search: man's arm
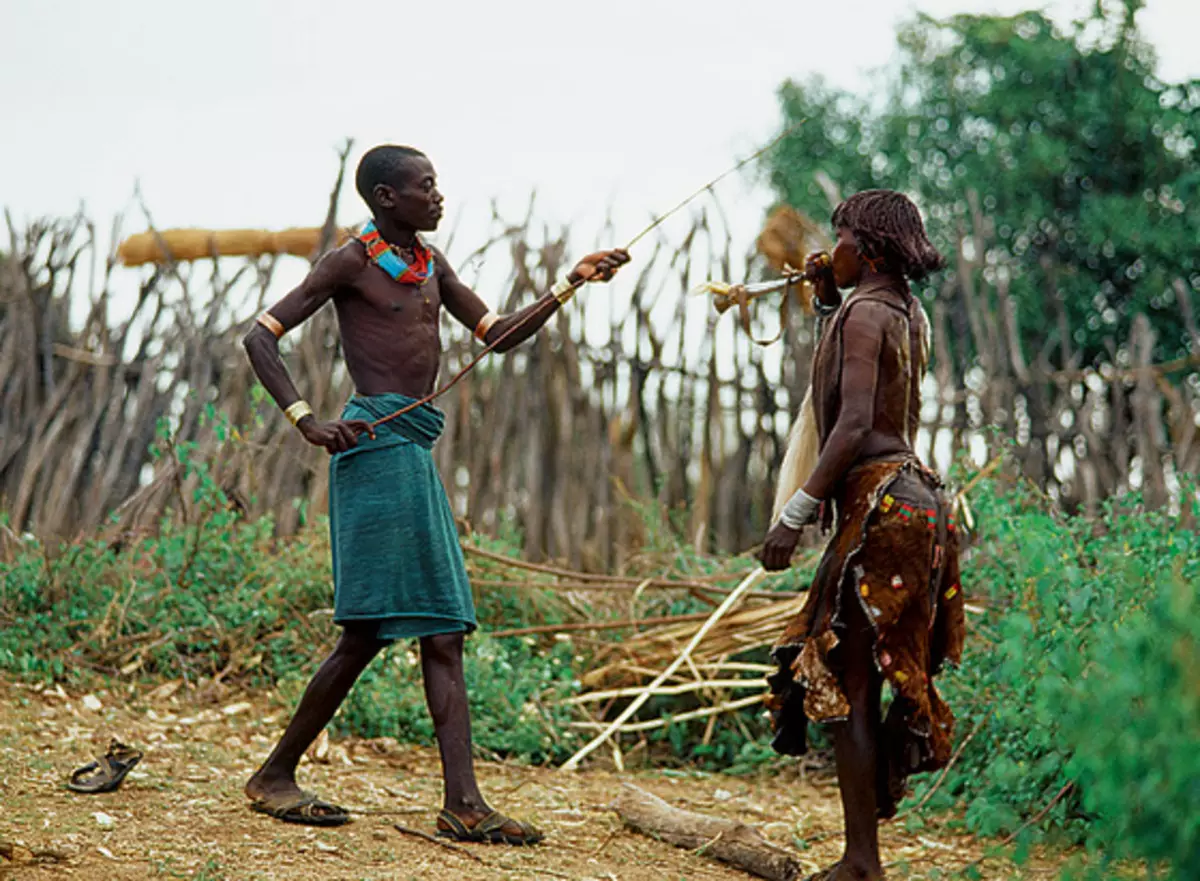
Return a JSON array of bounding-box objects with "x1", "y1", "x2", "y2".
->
[
  {"x1": 242, "y1": 244, "x2": 374, "y2": 452},
  {"x1": 437, "y1": 247, "x2": 629, "y2": 353}
]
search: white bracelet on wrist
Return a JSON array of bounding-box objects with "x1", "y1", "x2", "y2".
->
[{"x1": 779, "y1": 488, "x2": 820, "y2": 529}]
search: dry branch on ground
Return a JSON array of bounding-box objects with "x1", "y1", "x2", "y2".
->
[{"x1": 612, "y1": 783, "x2": 803, "y2": 881}]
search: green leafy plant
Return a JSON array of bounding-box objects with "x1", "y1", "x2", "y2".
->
[{"x1": 903, "y1": 474, "x2": 1198, "y2": 880}]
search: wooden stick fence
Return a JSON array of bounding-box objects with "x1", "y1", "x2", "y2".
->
[{"x1": 2, "y1": 158, "x2": 1196, "y2": 564}]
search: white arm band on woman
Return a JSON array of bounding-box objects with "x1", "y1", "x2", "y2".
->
[{"x1": 779, "y1": 488, "x2": 821, "y2": 529}]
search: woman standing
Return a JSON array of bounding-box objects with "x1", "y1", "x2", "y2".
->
[{"x1": 761, "y1": 190, "x2": 965, "y2": 881}]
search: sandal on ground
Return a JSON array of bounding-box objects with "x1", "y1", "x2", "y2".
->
[
  {"x1": 67, "y1": 739, "x2": 143, "y2": 794},
  {"x1": 436, "y1": 809, "x2": 544, "y2": 846},
  {"x1": 250, "y1": 791, "x2": 350, "y2": 827}
]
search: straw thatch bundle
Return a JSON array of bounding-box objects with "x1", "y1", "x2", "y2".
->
[{"x1": 117, "y1": 226, "x2": 356, "y2": 266}]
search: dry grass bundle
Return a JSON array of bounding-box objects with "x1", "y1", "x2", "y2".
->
[
  {"x1": 554, "y1": 589, "x2": 807, "y2": 755},
  {"x1": 453, "y1": 541, "x2": 809, "y2": 760},
  {"x1": 552, "y1": 587, "x2": 810, "y2": 769},
  {"x1": 756, "y1": 204, "x2": 829, "y2": 274},
  {"x1": 580, "y1": 592, "x2": 805, "y2": 691}
]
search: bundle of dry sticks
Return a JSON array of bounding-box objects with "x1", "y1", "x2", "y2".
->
[{"x1": 463, "y1": 544, "x2": 819, "y2": 769}]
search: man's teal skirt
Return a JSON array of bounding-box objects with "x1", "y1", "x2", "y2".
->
[{"x1": 329, "y1": 393, "x2": 476, "y2": 641}]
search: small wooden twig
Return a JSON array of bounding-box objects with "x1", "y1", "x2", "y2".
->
[
  {"x1": 496, "y1": 862, "x2": 572, "y2": 879},
  {"x1": 51, "y1": 343, "x2": 119, "y2": 366},
  {"x1": 998, "y1": 782, "x2": 1075, "y2": 848},
  {"x1": 565, "y1": 677, "x2": 766, "y2": 705},
  {"x1": 568, "y1": 693, "x2": 765, "y2": 733},
  {"x1": 796, "y1": 828, "x2": 842, "y2": 845},
  {"x1": 392, "y1": 824, "x2": 484, "y2": 863},
  {"x1": 489, "y1": 610, "x2": 714, "y2": 639},
  {"x1": 955, "y1": 453, "x2": 1005, "y2": 503},
  {"x1": 314, "y1": 139, "x2": 354, "y2": 262},
  {"x1": 693, "y1": 828, "x2": 728, "y2": 856},
  {"x1": 392, "y1": 822, "x2": 574, "y2": 878},
  {"x1": 897, "y1": 710, "x2": 992, "y2": 820},
  {"x1": 591, "y1": 826, "x2": 622, "y2": 857},
  {"x1": 953, "y1": 782, "x2": 1075, "y2": 876}
]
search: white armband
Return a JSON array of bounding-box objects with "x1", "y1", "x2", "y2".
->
[{"x1": 779, "y1": 488, "x2": 821, "y2": 529}]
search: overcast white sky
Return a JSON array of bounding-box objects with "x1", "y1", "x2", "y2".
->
[{"x1": 2, "y1": 0, "x2": 1196, "y2": 299}]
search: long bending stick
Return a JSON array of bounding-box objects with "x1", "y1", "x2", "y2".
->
[
  {"x1": 624, "y1": 124, "x2": 801, "y2": 250},
  {"x1": 367, "y1": 124, "x2": 803, "y2": 431}
]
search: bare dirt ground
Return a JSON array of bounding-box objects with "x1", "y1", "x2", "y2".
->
[{"x1": 1, "y1": 678, "x2": 1067, "y2": 881}]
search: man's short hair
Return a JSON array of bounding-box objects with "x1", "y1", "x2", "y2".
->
[{"x1": 355, "y1": 145, "x2": 427, "y2": 207}]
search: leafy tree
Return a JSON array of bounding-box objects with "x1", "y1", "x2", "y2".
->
[{"x1": 768, "y1": 0, "x2": 1199, "y2": 369}]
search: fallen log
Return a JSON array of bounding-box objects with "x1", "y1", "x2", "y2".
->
[{"x1": 611, "y1": 783, "x2": 802, "y2": 881}]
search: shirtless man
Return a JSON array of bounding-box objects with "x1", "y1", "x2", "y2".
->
[
  {"x1": 761, "y1": 190, "x2": 965, "y2": 880},
  {"x1": 241, "y1": 144, "x2": 628, "y2": 843}
]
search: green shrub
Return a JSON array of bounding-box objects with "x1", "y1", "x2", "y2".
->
[
  {"x1": 1057, "y1": 568, "x2": 1200, "y2": 880},
  {"x1": 333, "y1": 634, "x2": 582, "y2": 764},
  {"x1": 905, "y1": 475, "x2": 1198, "y2": 878},
  {"x1": 0, "y1": 451, "x2": 334, "y2": 687}
]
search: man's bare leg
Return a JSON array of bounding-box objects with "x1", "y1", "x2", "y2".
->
[
  {"x1": 421, "y1": 632, "x2": 540, "y2": 842},
  {"x1": 245, "y1": 623, "x2": 386, "y2": 804},
  {"x1": 827, "y1": 593, "x2": 886, "y2": 880},
  {"x1": 419, "y1": 633, "x2": 487, "y2": 814}
]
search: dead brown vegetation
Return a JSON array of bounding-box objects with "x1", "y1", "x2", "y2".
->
[{"x1": 2, "y1": 153, "x2": 1196, "y2": 565}]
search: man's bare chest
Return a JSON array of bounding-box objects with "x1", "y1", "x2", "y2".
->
[{"x1": 342, "y1": 270, "x2": 443, "y2": 326}]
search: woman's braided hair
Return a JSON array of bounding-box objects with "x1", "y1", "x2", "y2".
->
[{"x1": 830, "y1": 189, "x2": 945, "y2": 281}]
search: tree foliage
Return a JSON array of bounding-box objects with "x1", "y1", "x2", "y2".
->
[{"x1": 768, "y1": 0, "x2": 1199, "y2": 368}]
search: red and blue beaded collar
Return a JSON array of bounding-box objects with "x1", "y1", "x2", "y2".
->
[{"x1": 357, "y1": 221, "x2": 435, "y2": 285}]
